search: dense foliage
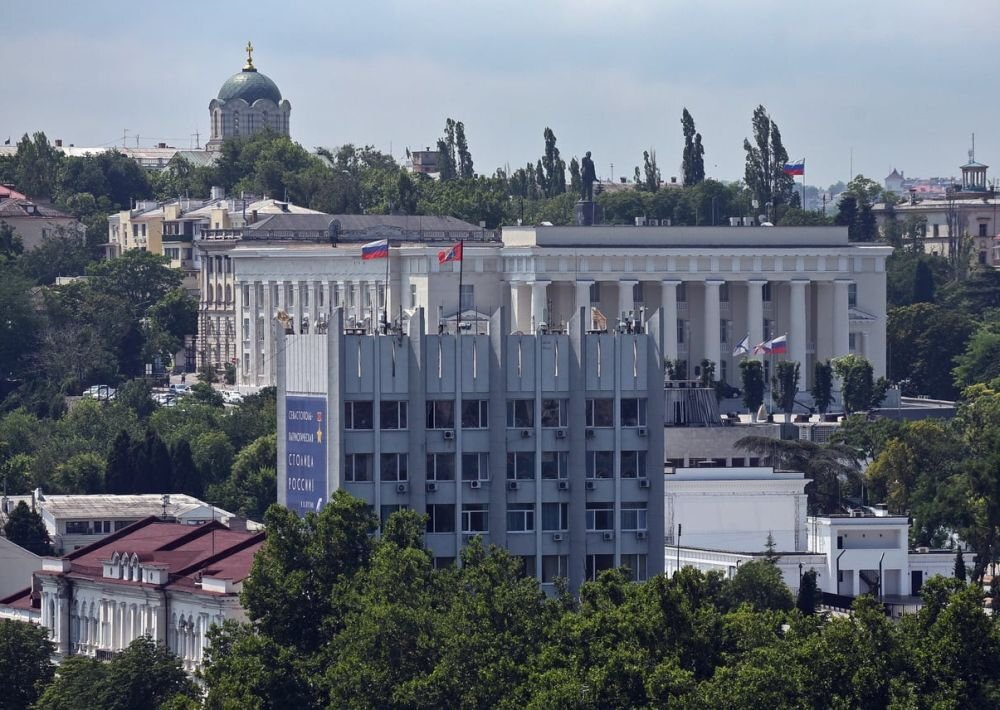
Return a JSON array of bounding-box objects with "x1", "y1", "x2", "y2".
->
[{"x1": 193, "y1": 497, "x2": 1000, "y2": 708}]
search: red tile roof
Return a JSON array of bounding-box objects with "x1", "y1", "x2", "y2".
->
[
  {"x1": 0, "y1": 587, "x2": 37, "y2": 610},
  {"x1": 47, "y1": 517, "x2": 264, "y2": 595}
]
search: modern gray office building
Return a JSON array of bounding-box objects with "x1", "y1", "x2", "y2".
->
[{"x1": 276, "y1": 307, "x2": 664, "y2": 592}]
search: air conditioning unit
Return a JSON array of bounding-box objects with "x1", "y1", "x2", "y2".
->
[
  {"x1": 602, "y1": 531, "x2": 614, "y2": 542},
  {"x1": 585, "y1": 429, "x2": 595, "y2": 439},
  {"x1": 426, "y1": 482, "x2": 438, "y2": 493},
  {"x1": 557, "y1": 480, "x2": 570, "y2": 491},
  {"x1": 647, "y1": 218, "x2": 659, "y2": 227},
  {"x1": 638, "y1": 478, "x2": 651, "y2": 489},
  {"x1": 521, "y1": 429, "x2": 532, "y2": 438},
  {"x1": 850, "y1": 509, "x2": 864, "y2": 518},
  {"x1": 635, "y1": 530, "x2": 648, "y2": 540},
  {"x1": 469, "y1": 480, "x2": 482, "y2": 489},
  {"x1": 396, "y1": 482, "x2": 408, "y2": 493},
  {"x1": 555, "y1": 429, "x2": 567, "y2": 439},
  {"x1": 552, "y1": 532, "x2": 565, "y2": 542},
  {"x1": 507, "y1": 481, "x2": 519, "y2": 491},
  {"x1": 443, "y1": 430, "x2": 455, "y2": 441},
  {"x1": 585, "y1": 480, "x2": 596, "y2": 491},
  {"x1": 637, "y1": 427, "x2": 648, "y2": 437}
]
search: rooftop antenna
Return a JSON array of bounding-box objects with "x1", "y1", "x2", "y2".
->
[
  {"x1": 122, "y1": 128, "x2": 129, "y2": 148},
  {"x1": 971, "y1": 132, "x2": 976, "y2": 162},
  {"x1": 191, "y1": 131, "x2": 200, "y2": 150}
]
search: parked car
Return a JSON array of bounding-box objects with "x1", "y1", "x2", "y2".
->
[
  {"x1": 717, "y1": 382, "x2": 741, "y2": 399},
  {"x1": 221, "y1": 390, "x2": 244, "y2": 405},
  {"x1": 169, "y1": 383, "x2": 192, "y2": 396},
  {"x1": 82, "y1": 385, "x2": 117, "y2": 401}
]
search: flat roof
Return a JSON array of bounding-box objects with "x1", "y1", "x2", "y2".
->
[
  {"x1": 666, "y1": 466, "x2": 806, "y2": 481},
  {"x1": 500, "y1": 225, "x2": 867, "y2": 249},
  {"x1": 4, "y1": 494, "x2": 233, "y2": 521}
]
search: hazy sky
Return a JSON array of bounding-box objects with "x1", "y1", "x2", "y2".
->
[{"x1": 3, "y1": 0, "x2": 997, "y2": 188}]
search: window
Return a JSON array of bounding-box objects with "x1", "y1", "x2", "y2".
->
[
  {"x1": 506, "y1": 452, "x2": 536, "y2": 480},
  {"x1": 427, "y1": 504, "x2": 455, "y2": 533},
  {"x1": 542, "y1": 503, "x2": 568, "y2": 531},
  {"x1": 243, "y1": 285, "x2": 250, "y2": 307},
  {"x1": 461, "y1": 503, "x2": 489, "y2": 533},
  {"x1": 506, "y1": 400, "x2": 534, "y2": 428},
  {"x1": 849, "y1": 332, "x2": 857, "y2": 351},
  {"x1": 586, "y1": 554, "x2": 615, "y2": 581},
  {"x1": 461, "y1": 400, "x2": 488, "y2": 429},
  {"x1": 345, "y1": 454, "x2": 373, "y2": 482},
  {"x1": 380, "y1": 401, "x2": 408, "y2": 429},
  {"x1": 980, "y1": 223, "x2": 989, "y2": 238},
  {"x1": 460, "y1": 284, "x2": 474, "y2": 311},
  {"x1": 848, "y1": 282, "x2": 858, "y2": 308},
  {"x1": 586, "y1": 398, "x2": 614, "y2": 427},
  {"x1": 380, "y1": 504, "x2": 407, "y2": 524},
  {"x1": 66, "y1": 521, "x2": 89, "y2": 534},
  {"x1": 762, "y1": 281, "x2": 772, "y2": 302},
  {"x1": 676, "y1": 318, "x2": 686, "y2": 345},
  {"x1": 433, "y1": 556, "x2": 455, "y2": 569},
  {"x1": 632, "y1": 281, "x2": 644, "y2": 305},
  {"x1": 676, "y1": 282, "x2": 687, "y2": 302},
  {"x1": 426, "y1": 453, "x2": 456, "y2": 481},
  {"x1": 621, "y1": 503, "x2": 648, "y2": 531},
  {"x1": 426, "y1": 400, "x2": 455, "y2": 429},
  {"x1": 380, "y1": 453, "x2": 408, "y2": 481},
  {"x1": 932, "y1": 223, "x2": 940, "y2": 238},
  {"x1": 620, "y1": 451, "x2": 647, "y2": 479},
  {"x1": 720, "y1": 319, "x2": 729, "y2": 345},
  {"x1": 409, "y1": 284, "x2": 417, "y2": 308},
  {"x1": 518, "y1": 556, "x2": 537, "y2": 578},
  {"x1": 114, "y1": 520, "x2": 133, "y2": 531},
  {"x1": 586, "y1": 451, "x2": 614, "y2": 479},
  {"x1": 589, "y1": 282, "x2": 600, "y2": 304},
  {"x1": 506, "y1": 504, "x2": 535, "y2": 532},
  {"x1": 763, "y1": 319, "x2": 774, "y2": 341},
  {"x1": 344, "y1": 401, "x2": 373, "y2": 430},
  {"x1": 541, "y1": 399, "x2": 568, "y2": 427},
  {"x1": 719, "y1": 282, "x2": 729, "y2": 303},
  {"x1": 541, "y1": 451, "x2": 569, "y2": 479},
  {"x1": 620, "y1": 398, "x2": 646, "y2": 427},
  {"x1": 462, "y1": 453, "x2": 490, "y2": 481},
  {"x1": 542, "y1": 555, "x2": 569, "y2": 583},
  {"x1": 621, "y1": 554, "x2": 648, "y2": 581},
  {"x1": 586, "y1": 502, "x2": 614, "y2": 530}
]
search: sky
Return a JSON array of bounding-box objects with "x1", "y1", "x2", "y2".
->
[{"x1": 2, "y1": 0, "x2": 998, "y2": 189}]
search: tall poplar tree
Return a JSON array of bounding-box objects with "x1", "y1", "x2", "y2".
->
[
  {"x1": 455, "y1": 121, "x2": 474, "y2": 179},
  {"x1": 681, "y1": 109, "x2": 705, "y2": 186},
  {"x1": 743, "y1": 105, "x2": 794, "y2": 218},
  {"x1": 541, "y1": 128, "x2": 566, "y2": 197}
]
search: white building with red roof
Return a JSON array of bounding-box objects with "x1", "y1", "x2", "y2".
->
[{"x1": 3, "y1": 516, "x2": 264, "y2": 672}]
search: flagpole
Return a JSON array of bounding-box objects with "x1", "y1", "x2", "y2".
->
[
  {"x1": 457, "y1": 239, "x2": 464, "y2": 332},
  {"x1": 383, "y1": 242, "x2": 391, "y2": 332},
  {"x1": 801, "y1": 163, "x2": 806, "y2": 211}
]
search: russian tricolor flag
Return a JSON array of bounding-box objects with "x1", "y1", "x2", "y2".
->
[
  {"x1": 767, "y1": 334, "x2": 788, "y2": 354},
  {"x1": 361, "y1": 239, "x2": 389, "y2": 260},
  {"x1": 783, "y1": 159, "x2": 805, "y2": 176}
]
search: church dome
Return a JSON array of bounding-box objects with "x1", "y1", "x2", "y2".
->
[{"x1": 217, "y1": 67, "x2": 282, "y2": 104}]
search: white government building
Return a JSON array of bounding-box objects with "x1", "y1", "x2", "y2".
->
[{"x1": 229, "y1": 223, "x2": 890, "y2": 391}]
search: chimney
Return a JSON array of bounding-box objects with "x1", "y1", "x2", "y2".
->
[
  {"x1": 54, "y1": 139, "x2": 63, "y2": 147},
  {"x1": 157, "y1": 142, "x2": 167, "y2": 149},
  {"x1": 227, "y1": 516, "x2": 248, "y2": 533},
  {"x1": 250, "y1": 210, "x2": 258, "y2": 223},
  {"x1": 210, "y1": 185, "x2": 225, "y2": 201}
]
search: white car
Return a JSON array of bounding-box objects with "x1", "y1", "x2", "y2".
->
[
  {"x1": 82, "y1": 385, "x2": 116, "y2": 401},
  {"x1": 169, "y1": 383, "x2": 193, "y2": 396},
  {"x1": 221, "y1": 390, "x2": 244, "y2": 404}
]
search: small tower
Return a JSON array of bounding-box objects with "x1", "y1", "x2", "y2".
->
[{"x1": 960, "y1": 134, "x2": 988, "y2": 193}]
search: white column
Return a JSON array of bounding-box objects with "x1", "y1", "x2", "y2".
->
[
  {"x1": 789, "y1": 280, "x2": 808, "y2": 382},
  {"x1": 661, "y1": 280, "x2": 679, "y2": 361},
  {"x1": 308, "y1": 281, "x2": 318, "y2": 332},
  {"x1": 833, "y1": 280, "x2": 850, "y2": 359},
  {"x1": 264, "y1": 281, "x2": 275, "y2": 384},
  {"x1": 529, "y1": 280, "x2": 549, "y2": 331},
  {"x1": 575, "y1": 279, "x2": 593, "y2": 329},
  {"x1": 245, "y1": 281, "x2": 257, "y2": 384},
  {"x1": 747, "y1": 280, "x2": 765, "y2": 360},
  {"x1": 618, "y1": 279, "x2": 637, "y2": 324},
  {"x1": 703, "y1": 280, "x2": 722, "y2": 369}
]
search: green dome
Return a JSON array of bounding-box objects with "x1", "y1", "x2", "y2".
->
[{"x1": 217, "y1": 69, "x2": 282, "y2": 104}]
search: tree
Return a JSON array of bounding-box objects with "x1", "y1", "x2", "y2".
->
[
  {"x1": 772, "y1": 361, "x2": 800, "y2": 419},
  {"x1": 888, "y1": 303, "x2": 974, "y2": 399},
  {"x1": 681, "y1": 108, "x2": 705, "y2": 186},
  {"x1": 811, "y1": 360, "x2": 834, "y2": 414},
  {"x1": 726, "y1": 559, "x2": 794, "y2": 612},
  {"x1": 568, "y1": 157, "x2": 581, "y2": 195},
  {"x1": 18, "y1": 227, "x2": 91, "y2": 285},
  {"x1": 740, "y1": 360, "x2": 765, "y2": 414},
  {"x1": 52, "y1": 452, "x2": 105, "y2": 494},
  {"x1": 743, "y1": 105, "x2": 794, "y2": 219},
  {"x1": 3, "y1": 500, "x2": 52, "y2": 555},
  {"x1": 835, "y1": 176, "x2": 881, "y2": 242},
  {"x1": 796, "y1": 569, "x2": 819, "y2": 615},
  {"x1": 541, "y1": 127, "x2": 566, "y2": 198},
  {"x1": 954, "y1": 549, "x2": 967, "y2": 581},
  {"x1": 170, "y1": 439, "x2": 201, "y2": 498},
  {"x1": 87, "y1": 250, "x2": 182, "y2": 319},
  {"x1": 953, "y1": 326, "x2": 1000, "y2": 392},
  {"x1": 105, "y1": 430, "x2": 134, "y2": 494},
  {"x1": 0, "y1": 619, "x2": 54, "y2": 710},
  {"x1": 833, "y1": 355, "x2": 875, "y2": 414},
  {"x1": 643, "y1": 149, "x2": 660, "y2": 192},
  {"x1": 33, "y1": 656, "x2": 106, "y2": 710},
  {"x1": 0, "y1": 221, "x2": 24, "y2": 265},
  {"x1": 0, "y1": 265, "x2": 41, "y2": 380},
  {"x1": 455, "y1": 121, "x2": 474, "y2": 179},
  {"x1": 912, "y1": 259, "x2": 935, "y2": 304},
  {"x1": 133, "y1": 429, "x2": 172, "y2": 493},
  {"x1": 13, "y1": 132, "x2": 62, "y2": 200}
]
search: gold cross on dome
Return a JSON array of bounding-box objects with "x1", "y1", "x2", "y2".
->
[{"x1": 244, "y1": 41, "x2": 255, "y2": 70}]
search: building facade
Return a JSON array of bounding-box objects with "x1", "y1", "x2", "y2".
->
[
  {"x1": 276, "y1": 307, "x2": 665, "y2": 593},
  {"x1": 28, "y1": 517, "x2": 263, "y2": 672},
  {"x1": 0, "y1": 198, "x2": 83, "y2": 251},
  {"x1": 234, "y1": 224, "x2": 890, "y2": 391}
]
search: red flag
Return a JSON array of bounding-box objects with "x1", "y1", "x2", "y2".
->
[{"x1": 438, "y1": 242, "x2": 463, "y2": 264}]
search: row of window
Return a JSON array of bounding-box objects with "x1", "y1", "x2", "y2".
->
[
  {"x1": 420, "y1": 502, "x2": 647, "y2": 534},
  {"x1": 65, "y1": 520, "x2": 134, "y2": 535},
  {"x1": 520, "y1": 553, "x2": 647, "y2": 583},
  {"x1": 343, "y1": 450, "x2": 648, "y2": 482},
  {"x1": 344, "y1": 398, "x2": 647, "y2": 431}
]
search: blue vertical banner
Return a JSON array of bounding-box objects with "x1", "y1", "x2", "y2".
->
[{"x1": 284, "y1": 396, "x2": 328, "y2": 518}]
